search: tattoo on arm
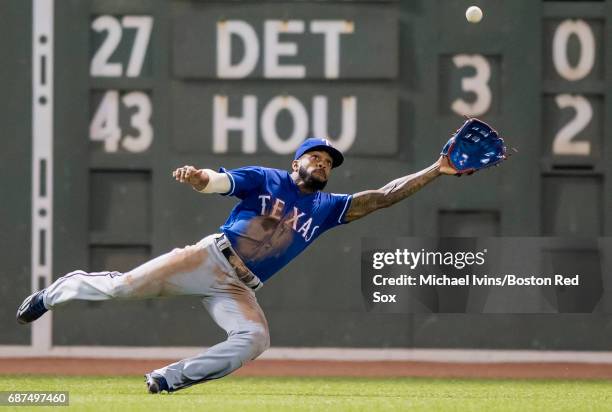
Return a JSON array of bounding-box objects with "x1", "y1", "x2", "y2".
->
[{"x1": 344, "y1": 162, "x2": 441, "y2": 222}]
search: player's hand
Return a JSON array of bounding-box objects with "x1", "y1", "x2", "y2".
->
[
  {"x1": 438, "y1": 156, "x2": 459, "y2": 176},
  {"x1": 172, "y1": 165, "x2": 205, "y2": 186}
]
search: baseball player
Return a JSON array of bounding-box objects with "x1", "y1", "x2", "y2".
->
[{"x1": 16, "y1": 121, "x2": 505, "y2": 393}]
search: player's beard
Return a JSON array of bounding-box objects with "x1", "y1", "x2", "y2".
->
[{"x1": 298, "y1": 165, "x2": 327, "y2": 191}]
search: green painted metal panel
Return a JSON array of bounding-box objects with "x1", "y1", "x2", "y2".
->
[{"x1": 3, "y1": 0, "x2": 611, "y2": 349}]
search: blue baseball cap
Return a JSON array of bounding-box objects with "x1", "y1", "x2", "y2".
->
[{"x1": 294, "y1": 138, "x2": 344, "y2": 168}]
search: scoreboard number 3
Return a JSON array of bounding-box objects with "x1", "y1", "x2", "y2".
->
[
  {"x1": 90, "y1": 15, "x2": 153, "y2": 77},
  {"x1": 89, "y1": 90, "x2": 153, "y2": 153},
  {"x1": 451, "y1": 54, "x2": 492, "y2": 117}
]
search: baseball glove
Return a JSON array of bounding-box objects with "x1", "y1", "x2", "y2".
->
[{"x1": 440, "y1": 118, "x2": 507, "y2": 175}]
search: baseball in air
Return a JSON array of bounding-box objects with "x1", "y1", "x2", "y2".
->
[{"x1": 465, "y1": 6, "x2": 483, "y2": 23}]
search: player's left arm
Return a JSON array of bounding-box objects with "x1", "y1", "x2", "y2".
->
[{"x1": 344, "y1": 156, "x2": 456, "y2": 223}]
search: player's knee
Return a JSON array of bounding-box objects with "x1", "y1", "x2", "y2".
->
[
  {"x1": 231, "y1": 324, "x2": 269, "y2": 359},
  {"x1": 247, "y1": 325, "x2": 270, "y2": 356}
]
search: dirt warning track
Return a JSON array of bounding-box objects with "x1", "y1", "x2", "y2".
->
[{"x1": 1, "y1": 358, "x2": 612, "y2": 380}]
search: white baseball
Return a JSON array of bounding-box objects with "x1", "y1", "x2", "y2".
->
[{"x1": 466, "y1": 6, "x2": 483, "y2": 24}]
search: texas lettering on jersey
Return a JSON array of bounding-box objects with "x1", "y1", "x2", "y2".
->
[
  {"x1": 218, "y1": 166, "x2": 352, "y2": 282},
  {"x1": 258, "y1": 195, "x2": 319, "y2": 242}
]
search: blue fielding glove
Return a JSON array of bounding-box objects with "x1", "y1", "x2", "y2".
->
[{"x1": 440, "y1": 118, "x2": 507, "y2": 175}]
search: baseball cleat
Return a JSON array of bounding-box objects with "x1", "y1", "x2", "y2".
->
[
  {"x1": 16, "y1": 290, "x2": 48, "y2": 324},
  {"x1": 145, "y1": 373, "x2": 169, "y2": 394}
]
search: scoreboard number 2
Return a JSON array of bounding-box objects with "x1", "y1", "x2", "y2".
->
[
  {"x1": 90, "y1": 15, "x2": 153, "y2": 77},
  {"x1": 89, "y1": 90, "x2": 153, "y2": 153},
  {"x1": 552, "y1": 94, "x2": 591, "y2": 156}
]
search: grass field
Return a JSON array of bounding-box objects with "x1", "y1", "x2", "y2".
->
[{"x1": 1, "y1": 375, "x2": 611, "y2": 411}]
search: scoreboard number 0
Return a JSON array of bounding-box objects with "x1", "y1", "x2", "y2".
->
[
  {"x1": 89, "y1": 90, "x2": 153, "y2": 153},
  {"x1": 552, "y1": 19, "x2": 595, "y2": 82}
]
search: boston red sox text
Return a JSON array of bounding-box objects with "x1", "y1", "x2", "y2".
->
[{"x1": 372, "y1": 274, "x2": 581, "y2": 288}]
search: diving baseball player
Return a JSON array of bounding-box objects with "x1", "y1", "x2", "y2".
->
[{"x1": 16, "y1": 121, "x2": 506, "y2": 393}]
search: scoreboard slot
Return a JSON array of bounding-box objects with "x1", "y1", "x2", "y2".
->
[
  {"x1": 541, "y1": 175, "x2": 602, "y2": 236},
  {"x1": 541, "y1": 248, "x2": 603, "y2": 313},
  {"x1": 88, "y1": 170, "x2": 152, "y2": 245},
  {"x1": 438, "y1": 210, "x2": 500, "y2": 237}
]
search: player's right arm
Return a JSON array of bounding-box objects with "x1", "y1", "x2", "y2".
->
[{"x1": 172, "y1": 165, "x2": 231, "y2": 193}]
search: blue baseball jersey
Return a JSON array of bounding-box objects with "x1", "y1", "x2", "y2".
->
[{"x1": 218, "y1": 166, "x2": 352, "y2": 282}]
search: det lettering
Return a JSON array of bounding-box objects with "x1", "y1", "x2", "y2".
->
[
  {"x1": 217, "y1": 20, "x2": 354, "y2": 79},
  {"x1": 259, "y1": 195, "x2": 319, "y2": 241},
  {"x1": 213, "y1": 20, "x2": 357, "y2": 156}
]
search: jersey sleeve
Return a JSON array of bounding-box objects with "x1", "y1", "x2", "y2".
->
[
  {"x1": 218, "y1": 166, "x2": 266, "y2": 199},
  {"x1": 322, "y1": 193, "x2": 353, "y2": 230}
]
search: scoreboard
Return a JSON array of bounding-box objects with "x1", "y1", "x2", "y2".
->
[
  {"x1": 87, "y1": 2, "x2": 398, "y2": 157},
  {"x1": 4, "y1": 0, "x2": 611, "y2": 349}
]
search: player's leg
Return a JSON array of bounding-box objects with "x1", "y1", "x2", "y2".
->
[
  {"x1": 45, "y1": 240, "x2": 211, "y2": 306},
  {"x1": 17, "y1": 235, "x2": 222, "y2": 323},
  {"x1": 148, "y1": 281, "x2": 269, "y2": 392}
]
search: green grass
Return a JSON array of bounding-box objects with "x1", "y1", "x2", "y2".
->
[{"x1": 0, "y1": 375, "x2": 611, "y2": 412}]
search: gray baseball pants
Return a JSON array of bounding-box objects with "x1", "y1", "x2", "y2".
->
[{"x1": 43, "y1": 234, "x2": 269, "y2": 391}]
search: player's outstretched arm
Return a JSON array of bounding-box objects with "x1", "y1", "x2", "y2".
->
[
  {"x1": 172, "y1": 166, "x2": 231, "y2": 193},
  {"x1": 344, "y1": 156, "x2": 456, "y2": 222}
]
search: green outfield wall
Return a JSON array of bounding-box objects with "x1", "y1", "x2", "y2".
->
[{"x1": 2, "y1": 0, "x2": 611, "y2": 350}]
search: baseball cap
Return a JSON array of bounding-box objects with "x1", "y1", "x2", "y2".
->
[{"x1": 294, "y1": 138, "x2": 344, "y2": 168}]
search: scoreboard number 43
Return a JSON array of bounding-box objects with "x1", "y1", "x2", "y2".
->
[{"x1": 89, "y1": 90, "x2": 153, "y2": 153}]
